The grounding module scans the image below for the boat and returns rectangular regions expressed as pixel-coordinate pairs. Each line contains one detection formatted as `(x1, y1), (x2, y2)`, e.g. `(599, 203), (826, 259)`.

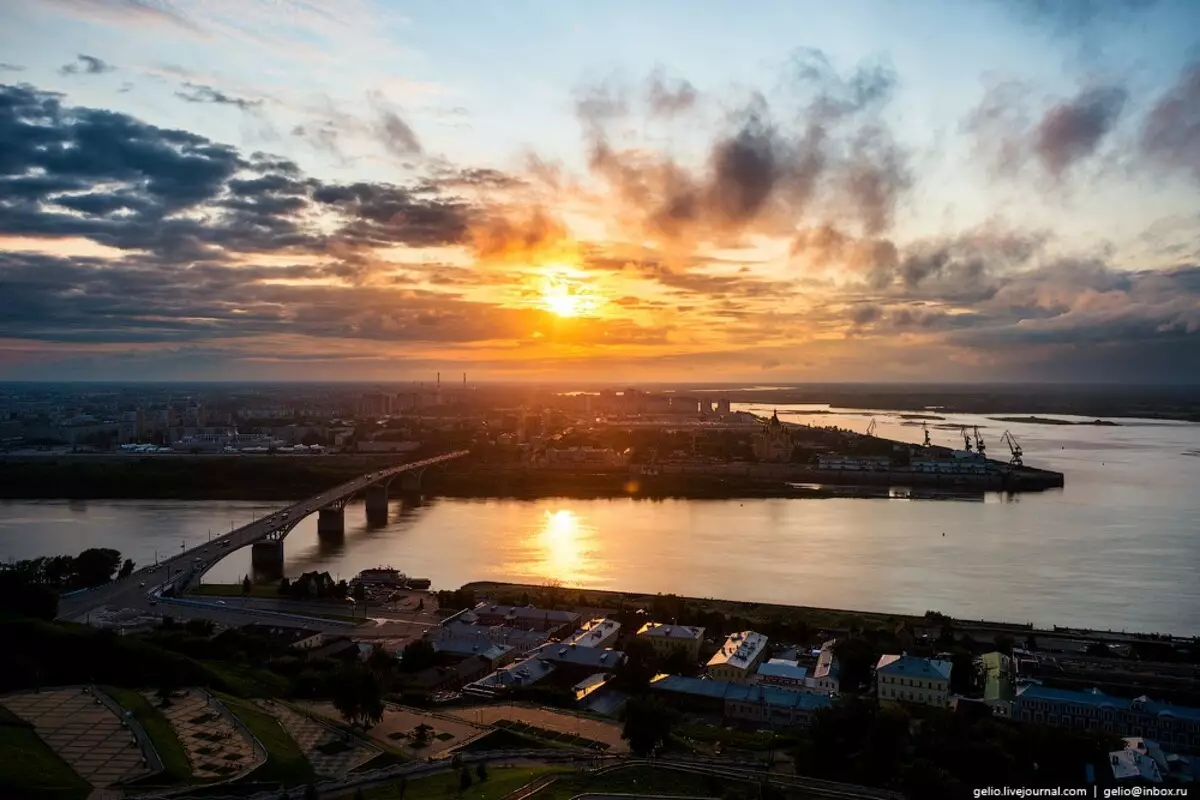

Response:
(353, 566), (431, 590)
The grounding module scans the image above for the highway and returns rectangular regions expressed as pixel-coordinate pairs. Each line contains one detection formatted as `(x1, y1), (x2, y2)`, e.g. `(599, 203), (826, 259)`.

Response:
(57, 452), (468, 626)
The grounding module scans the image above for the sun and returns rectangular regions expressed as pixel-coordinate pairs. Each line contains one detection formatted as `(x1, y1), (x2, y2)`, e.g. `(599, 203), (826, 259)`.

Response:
(543, 282), (585, 317)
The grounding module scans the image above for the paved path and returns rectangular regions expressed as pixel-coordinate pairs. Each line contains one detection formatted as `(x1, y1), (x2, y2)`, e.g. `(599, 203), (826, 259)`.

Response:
(0, 688), (151, 792)
(256, 699), (380, 777)
(150, 689), (260, 780)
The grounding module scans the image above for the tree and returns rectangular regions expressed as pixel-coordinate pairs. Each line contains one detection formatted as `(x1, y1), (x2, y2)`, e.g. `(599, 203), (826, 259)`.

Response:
(832, 638), (878, 692)
(303, 783), (319, 800)
(475, 761), (488, 782)
(458, 767), (473, 792)
(412, 723), (432, 748)
(118, 558), (135, 579)
(397, 776), (407, 799)
(616, 637), (659, 693)
(621, 697), (676, 756)
(416, 599), (424, 612)
(353, 582), (367, 602)
(74, 548), (123, 588)
(398, 639), (437, 673)
(278, 577), (291, 595)
(332, 665), (384, 730)
(242, 575), (252, 595)
(993, 633), (1015, 656)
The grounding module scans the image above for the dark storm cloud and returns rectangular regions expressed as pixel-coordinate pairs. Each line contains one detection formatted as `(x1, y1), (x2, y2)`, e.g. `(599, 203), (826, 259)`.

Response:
(1033, 86), (1127, 177)
(964, 82), (1126, 180)
(0, 63), (24, 72)
(578, 50), (910, 244)
(58, 54), (117, 76)
(1139, 61), (1200, 184)
(175, 82), (264, 110)
(0, 83), (477, 260)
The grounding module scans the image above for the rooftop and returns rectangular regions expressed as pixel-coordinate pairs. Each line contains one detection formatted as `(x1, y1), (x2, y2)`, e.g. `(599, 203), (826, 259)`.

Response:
(531, 643), (627, 670)
(814, 640), (840, 680)
(650, 674), (834, 712)
(562, 618), (622, 647)
(637, 622), (705, 641)
(1016, 685), (1200, 722)
(1110, 749), (1163, 783)
(707, 631), (768, 671)
(756, 659), (809, 682)
(471, 603), (581, 625)
(876, 654), (953, 681)
(240, 623), (321, 646)
(467, 656), (557, 693)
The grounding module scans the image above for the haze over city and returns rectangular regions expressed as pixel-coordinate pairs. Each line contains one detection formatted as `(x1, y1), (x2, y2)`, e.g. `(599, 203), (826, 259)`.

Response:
(1, 0), (1199, 382)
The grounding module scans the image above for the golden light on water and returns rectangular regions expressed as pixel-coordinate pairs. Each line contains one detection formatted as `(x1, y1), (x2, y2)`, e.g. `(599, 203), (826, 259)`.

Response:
(534, 508), (595, 584)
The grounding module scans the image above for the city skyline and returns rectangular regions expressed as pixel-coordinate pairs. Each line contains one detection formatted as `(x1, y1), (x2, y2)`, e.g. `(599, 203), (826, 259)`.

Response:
(1, 0), (1199, 382)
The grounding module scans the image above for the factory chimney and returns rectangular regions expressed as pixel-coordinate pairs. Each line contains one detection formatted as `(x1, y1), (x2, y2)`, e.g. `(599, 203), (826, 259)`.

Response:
(463, 372), (466, 389)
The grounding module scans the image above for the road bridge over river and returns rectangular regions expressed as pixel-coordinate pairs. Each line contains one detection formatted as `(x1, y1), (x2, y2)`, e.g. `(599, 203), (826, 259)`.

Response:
(57, 451), (469, 624)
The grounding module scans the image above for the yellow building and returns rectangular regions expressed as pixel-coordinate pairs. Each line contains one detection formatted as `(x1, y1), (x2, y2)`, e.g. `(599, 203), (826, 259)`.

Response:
(636, 622), (705, 662)
(875, 654), (952, 708)
(707, 631), (768, 682)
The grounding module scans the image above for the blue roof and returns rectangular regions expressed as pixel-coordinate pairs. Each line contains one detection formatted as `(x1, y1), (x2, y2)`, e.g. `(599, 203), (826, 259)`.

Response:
(876, 654), (952, 680)
(1016, 685), (1200, 722)
(757, 659), (809, 681)
(650, 675), (831, 711)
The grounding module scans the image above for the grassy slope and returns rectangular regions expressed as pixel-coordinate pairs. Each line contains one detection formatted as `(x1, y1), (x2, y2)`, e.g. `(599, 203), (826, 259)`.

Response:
(101, 686), (193, 784)
(363, 765), (574, 800)
(214, 692), (315, 787)
(0, 708), (92, 800)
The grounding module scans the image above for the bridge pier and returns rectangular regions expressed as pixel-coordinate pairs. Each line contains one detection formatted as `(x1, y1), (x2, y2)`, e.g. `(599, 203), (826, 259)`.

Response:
(317, 506), (345, 538)
(365, 483), (389, 525)
(398, 471), (422, 495)
(251, 541), (284, 579)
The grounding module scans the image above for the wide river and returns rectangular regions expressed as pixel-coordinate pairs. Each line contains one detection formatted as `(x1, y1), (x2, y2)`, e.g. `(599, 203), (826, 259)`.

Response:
(2, 405), (1199, 635)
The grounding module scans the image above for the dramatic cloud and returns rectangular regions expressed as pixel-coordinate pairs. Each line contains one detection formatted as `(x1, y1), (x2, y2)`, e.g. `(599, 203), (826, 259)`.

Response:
(0, 63), (24, 72)
(1033, 86), (1127, 177)
(965, 81), (1126, 180)
(175, 82), (263, 110)
(1140, 61), (1200, 183)
(575, 50), (910, 248)
(58, 54), (116, 76)
(645, 68), (697, 116)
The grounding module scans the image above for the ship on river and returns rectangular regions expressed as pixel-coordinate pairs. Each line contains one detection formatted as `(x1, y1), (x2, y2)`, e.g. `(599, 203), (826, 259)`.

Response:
(352, 567), (431, 590)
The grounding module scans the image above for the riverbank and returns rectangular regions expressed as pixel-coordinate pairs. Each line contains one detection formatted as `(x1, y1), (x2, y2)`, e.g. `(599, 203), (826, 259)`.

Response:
(461, 581), (1196, 646)
(0, 455), (1054, 500)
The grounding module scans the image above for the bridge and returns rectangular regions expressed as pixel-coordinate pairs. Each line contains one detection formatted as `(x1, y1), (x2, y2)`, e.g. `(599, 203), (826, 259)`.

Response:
(57, 451), (469, 623)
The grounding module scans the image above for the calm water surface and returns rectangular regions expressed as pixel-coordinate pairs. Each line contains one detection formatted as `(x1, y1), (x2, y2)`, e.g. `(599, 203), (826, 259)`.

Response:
(2, 406), (1198, 635)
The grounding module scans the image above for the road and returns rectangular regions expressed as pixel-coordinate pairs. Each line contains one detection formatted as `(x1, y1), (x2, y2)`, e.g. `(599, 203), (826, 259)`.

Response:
(56, 452), (468, 627)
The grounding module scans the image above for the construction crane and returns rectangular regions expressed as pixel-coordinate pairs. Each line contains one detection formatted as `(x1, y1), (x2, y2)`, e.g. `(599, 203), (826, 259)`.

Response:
(866, 419), (877, 437)
(922, 422), (931, 448)
(1001, 430), (1023, 467)
(960, 426), (973, 452)
(973, 426), (986, 458)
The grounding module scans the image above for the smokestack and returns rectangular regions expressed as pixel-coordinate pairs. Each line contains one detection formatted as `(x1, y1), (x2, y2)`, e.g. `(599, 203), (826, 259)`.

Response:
(463, 372), (466, 389)
(437, 372), (440, 387)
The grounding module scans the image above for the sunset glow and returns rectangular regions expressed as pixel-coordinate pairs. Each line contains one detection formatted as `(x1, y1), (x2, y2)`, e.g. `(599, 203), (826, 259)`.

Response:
(0, 1), (1197, 381)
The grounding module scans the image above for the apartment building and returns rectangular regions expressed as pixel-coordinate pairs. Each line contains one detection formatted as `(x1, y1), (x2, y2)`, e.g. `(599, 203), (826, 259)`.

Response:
(636, 622), (705, 661)
(1014, 685), (1200, 753)
(875, 654), (952, 708)
(706, 631), (768, 682)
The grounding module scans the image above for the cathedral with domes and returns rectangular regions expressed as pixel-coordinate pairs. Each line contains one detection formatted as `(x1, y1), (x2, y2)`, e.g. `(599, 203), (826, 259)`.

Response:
(753, 410), (794, 462)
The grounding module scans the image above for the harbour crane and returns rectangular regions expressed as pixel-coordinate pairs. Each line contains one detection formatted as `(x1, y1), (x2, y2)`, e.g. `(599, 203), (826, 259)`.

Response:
(1001, 430), (1024, 467)
(960, 426), (973, 452)
(922, 422), (931, 448)
(866, 419), (877, 437)
(974, 426), (986, 458)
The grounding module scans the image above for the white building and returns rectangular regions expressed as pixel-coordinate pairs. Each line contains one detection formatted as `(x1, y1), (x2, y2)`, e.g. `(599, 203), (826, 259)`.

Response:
(755, 658), (810, 689)
(707, 631), (769, 682)
(811, 640), (841, 694)
(875, 654), (952, 707)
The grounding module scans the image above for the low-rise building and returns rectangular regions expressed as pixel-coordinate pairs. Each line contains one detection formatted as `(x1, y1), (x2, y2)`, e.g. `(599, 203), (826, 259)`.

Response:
(811, 640), (841, 694)
(875, 654), (952, 707)
(636, 622), (705, 661)
(1014, 685), (1200, 752)
(409, 656), (492, 694)
(755, 659), (810, 689)
(241, 624), (324, 650)
(707, 631), (768, 682)
(649, 674), (832, 729)
(531, 643), (626, 675)
(432, 620), (550, 656)
(462, 656), (556, 699)
(468, 603), (581, 635)
(981, 651), (1014, 717)
(562, 618), (622, 649)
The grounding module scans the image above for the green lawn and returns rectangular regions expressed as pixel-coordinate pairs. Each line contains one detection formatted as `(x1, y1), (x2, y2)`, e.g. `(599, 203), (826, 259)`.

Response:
(0, 716), (92, 800)
(101, 686), (193, 784)
(214, 693), (314, 787)
(362, 764), (574, 800)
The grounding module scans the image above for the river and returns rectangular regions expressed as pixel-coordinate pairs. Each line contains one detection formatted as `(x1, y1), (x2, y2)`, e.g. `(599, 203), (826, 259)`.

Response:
(2, 405), (1198, 635)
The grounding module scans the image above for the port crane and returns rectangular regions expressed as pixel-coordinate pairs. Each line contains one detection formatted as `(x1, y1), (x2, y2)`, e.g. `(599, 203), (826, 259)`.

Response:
(866, 419), (877, 437)
(1001, 430), (1024, 467)
(960, 426), (973, 452)
(973, 426), (986, 458)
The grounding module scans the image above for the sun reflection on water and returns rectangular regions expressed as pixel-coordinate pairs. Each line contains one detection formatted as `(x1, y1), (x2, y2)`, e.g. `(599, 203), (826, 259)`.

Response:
(532, 508), (596, 585)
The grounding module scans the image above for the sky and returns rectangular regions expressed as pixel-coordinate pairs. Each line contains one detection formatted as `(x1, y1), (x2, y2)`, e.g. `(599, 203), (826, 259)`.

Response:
(1, 0), (1199, 383)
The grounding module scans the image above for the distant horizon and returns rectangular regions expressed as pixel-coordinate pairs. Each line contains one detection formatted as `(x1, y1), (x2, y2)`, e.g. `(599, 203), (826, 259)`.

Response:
(3, 379), (1198, 390)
